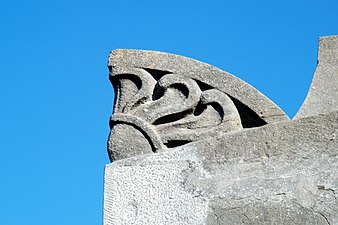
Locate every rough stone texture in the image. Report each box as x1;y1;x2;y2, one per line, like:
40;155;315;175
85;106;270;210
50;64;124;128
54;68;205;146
104;35;338;224
295;35;338;119
107;49;289;162
104;111;338;225
104;159;208;225
191;111;338;225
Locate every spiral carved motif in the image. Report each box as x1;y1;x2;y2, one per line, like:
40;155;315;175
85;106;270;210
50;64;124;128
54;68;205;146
107;50;289;162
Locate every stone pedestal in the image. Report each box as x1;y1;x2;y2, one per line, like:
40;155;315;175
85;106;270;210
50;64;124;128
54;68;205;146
103;36;338;225
104;112;338;225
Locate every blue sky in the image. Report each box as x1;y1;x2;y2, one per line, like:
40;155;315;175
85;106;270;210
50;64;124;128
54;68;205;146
0;0;337;224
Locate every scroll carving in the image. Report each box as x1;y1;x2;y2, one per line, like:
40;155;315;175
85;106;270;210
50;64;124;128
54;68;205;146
107;50;289;162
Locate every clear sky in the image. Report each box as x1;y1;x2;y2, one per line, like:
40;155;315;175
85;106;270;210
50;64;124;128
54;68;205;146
0;0;337;224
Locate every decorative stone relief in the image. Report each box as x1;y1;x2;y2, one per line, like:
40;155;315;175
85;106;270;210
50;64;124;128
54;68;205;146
107;50;289;161
104;36;338;225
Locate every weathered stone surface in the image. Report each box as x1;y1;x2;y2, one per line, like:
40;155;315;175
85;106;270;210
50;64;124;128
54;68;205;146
191;110;338;225
107;50;289;161
104;35;338;224
295;35;338;119
104;159;208;225
104;111;338;225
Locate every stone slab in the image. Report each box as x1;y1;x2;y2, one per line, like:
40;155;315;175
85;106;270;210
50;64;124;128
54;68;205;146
104;110;338;225
295;35;338;119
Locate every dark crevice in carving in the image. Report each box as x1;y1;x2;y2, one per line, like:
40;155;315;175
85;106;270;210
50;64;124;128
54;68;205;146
210;102;224;119
164;140;191;148
110;74;143;113
110;74;142;90
143;68;172;81
194;103;207;116
152;83;163;100
171;84;189;98
229;96;267;128
152;83;189;100
153;109;193;125
194;102;224;120
194;80;214;91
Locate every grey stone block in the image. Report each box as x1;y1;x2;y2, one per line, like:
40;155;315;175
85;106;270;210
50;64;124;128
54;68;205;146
104;111;338;225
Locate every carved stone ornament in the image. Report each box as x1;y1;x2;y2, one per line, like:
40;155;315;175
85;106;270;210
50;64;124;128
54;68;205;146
107;50;289;162
104;37;338;225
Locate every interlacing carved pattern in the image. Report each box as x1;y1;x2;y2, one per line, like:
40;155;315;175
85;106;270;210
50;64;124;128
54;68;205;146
108;67;243;161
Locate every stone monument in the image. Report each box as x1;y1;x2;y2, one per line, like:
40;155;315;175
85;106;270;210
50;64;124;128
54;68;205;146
104;36;338;224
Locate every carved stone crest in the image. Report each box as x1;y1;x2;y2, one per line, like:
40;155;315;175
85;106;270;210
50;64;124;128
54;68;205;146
107;50;289;161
